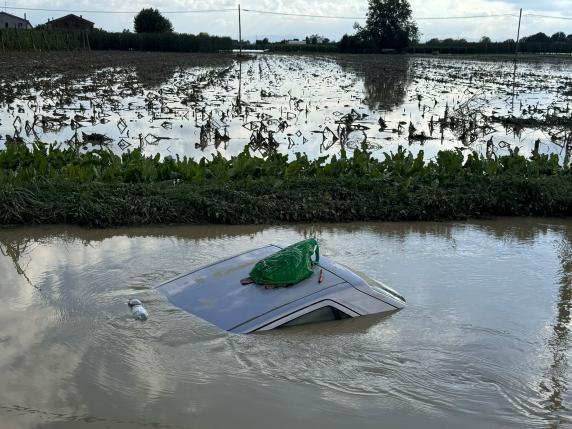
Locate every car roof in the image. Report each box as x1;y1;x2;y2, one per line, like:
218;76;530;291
155;245;349;331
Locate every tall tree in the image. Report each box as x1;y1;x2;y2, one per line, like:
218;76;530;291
361;0;419;51
134;8;173;33
526;32;550;44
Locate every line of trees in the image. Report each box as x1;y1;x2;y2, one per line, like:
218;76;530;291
88;30;233;52
0;8;232;53
0;28;233;53
89;8;232;52
3;4;572;55
338;0;572;55
410;32;572;54
0;28;89;51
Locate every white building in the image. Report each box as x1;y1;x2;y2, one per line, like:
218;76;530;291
0;11;32;29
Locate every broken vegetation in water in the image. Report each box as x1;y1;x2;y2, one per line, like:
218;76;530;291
1;53;572;163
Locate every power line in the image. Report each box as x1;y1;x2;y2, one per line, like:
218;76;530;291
242;9;521;20
4;5;572;22
242;8;364;20
524;13;572;21
416;13;519;20
3;6;236;14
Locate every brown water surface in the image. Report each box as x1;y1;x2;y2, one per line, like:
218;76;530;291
1;219;571;428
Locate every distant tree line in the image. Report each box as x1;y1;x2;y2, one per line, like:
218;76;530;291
249;37;338;53
3;4;572;55
234;28;572;55
88;30;233;53
267;43;339;53
410;32;572;54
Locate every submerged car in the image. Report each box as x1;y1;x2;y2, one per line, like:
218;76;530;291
155;245;406;333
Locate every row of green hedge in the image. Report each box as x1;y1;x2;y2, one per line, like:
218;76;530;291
1;142;571;226
88;30;233;52
0;142;565;185
0;29;233;52
408;41;572;55
0;29;88;51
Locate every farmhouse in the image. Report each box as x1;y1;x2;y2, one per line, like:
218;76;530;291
0;11;32;29
46;14;94;30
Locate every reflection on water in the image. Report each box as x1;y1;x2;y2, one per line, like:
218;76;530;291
2;54;571;163
133;62;179;88
541;234;572;422
1;220;572;428
336;55;410;110
0;236;40;291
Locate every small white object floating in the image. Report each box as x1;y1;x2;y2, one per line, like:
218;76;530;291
128;299;148;321
155;245;405;333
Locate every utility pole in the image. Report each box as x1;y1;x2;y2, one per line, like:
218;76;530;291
238;4;242;56
511;8;523;110
515;8;522;58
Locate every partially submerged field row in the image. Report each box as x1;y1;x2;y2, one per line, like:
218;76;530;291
1;143;571;226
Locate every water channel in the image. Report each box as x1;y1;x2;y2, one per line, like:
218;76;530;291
1;219;571;428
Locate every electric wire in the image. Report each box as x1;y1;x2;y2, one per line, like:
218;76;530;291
242;8;364;20
3;5;572;22
523;13;572;21
415;13;519;20
3;6;236;14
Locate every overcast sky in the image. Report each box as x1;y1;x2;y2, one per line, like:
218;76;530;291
6;0;572;42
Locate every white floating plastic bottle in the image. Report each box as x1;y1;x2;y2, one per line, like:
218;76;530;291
128;299;148;321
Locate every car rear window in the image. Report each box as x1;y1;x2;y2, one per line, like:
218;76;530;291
278;306;350;328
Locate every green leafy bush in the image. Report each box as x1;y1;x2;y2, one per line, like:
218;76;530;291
1;142;571;226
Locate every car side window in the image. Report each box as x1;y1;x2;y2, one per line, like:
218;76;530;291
278;306;350;328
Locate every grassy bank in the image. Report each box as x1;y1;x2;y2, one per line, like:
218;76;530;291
1;143;571;227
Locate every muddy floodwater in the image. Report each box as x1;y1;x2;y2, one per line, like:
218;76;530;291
1;53;571;161
1;219;572;428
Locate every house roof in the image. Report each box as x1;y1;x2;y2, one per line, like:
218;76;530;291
48;14;94;25
0;11;32;26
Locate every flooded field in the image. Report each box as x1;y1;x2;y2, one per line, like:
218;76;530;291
1;52;571;161
1;220;572;428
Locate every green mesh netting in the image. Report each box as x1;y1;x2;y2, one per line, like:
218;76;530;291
249;239;320;286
